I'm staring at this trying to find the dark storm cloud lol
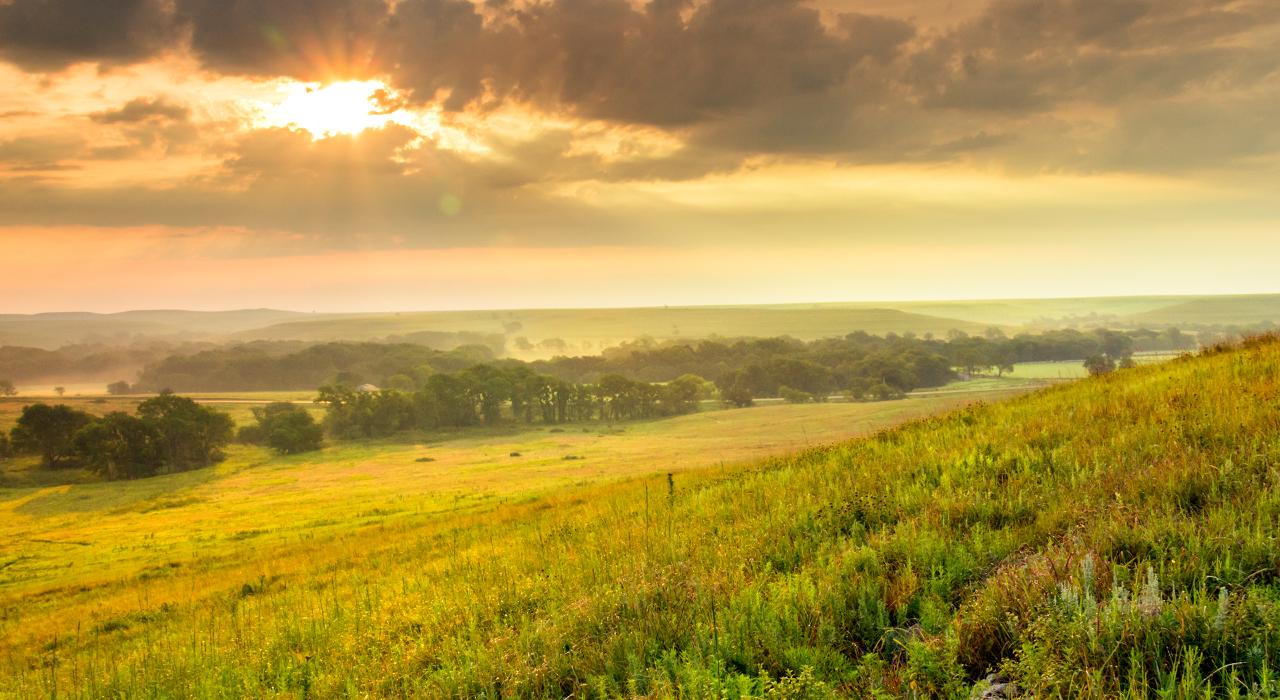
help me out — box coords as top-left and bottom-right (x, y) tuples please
(0, 0), (178, 71)
(910, 0), (1280, 113)
(385, 0), (916, 126)
(0, 0), (1278, 173)
(175, 0), (390, 80)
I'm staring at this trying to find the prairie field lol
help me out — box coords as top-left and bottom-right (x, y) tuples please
(1, 338), (1277, 697)
(0, 391), (1019, 697)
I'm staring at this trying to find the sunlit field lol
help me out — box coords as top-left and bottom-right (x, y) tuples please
(1, 338), (1277, 697)
(0, 390), (1024, 694)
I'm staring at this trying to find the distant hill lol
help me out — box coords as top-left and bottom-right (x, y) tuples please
(233, 306), (989, 350)
(1123, 294), (1280, 326)
(3, 293), (1277, 357)
(0, 309), (310, 349)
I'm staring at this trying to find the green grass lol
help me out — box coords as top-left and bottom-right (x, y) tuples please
(2, 339), (1279, 697)
(0, 392), (1013, 693)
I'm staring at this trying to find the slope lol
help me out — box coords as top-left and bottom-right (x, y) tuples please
(2, 339), (1279, 697)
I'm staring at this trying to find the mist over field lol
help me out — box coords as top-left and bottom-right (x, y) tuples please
(2, 0), (1279, 697)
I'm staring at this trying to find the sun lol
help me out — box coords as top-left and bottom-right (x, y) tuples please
(267, 80), (403, 138)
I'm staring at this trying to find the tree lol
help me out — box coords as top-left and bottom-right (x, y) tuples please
(1084, 354), (1116, 377)
(662, 375), (704, 415)
(0, 379), (15, 396)
(1097, 330), (1135, 364)
(137, 392), (234, 469)
(0, 432), (11, 461)
(719, 376), (755, 408)
(845, 377), (872, 402)
(73, 413), (162, 480)
(54, 387), (65, 397)
(780, 385), (815, 404)
(384, 373), (416, 392)
(10, 403), (94, 468)
(247, 403), (323, 455)
(107, 381), (132, 395)
(870, 383), (901, 401)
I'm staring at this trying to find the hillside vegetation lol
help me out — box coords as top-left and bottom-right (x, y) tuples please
(2, 339), (1280, 697)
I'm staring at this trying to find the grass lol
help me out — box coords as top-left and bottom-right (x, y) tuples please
(1, 338), (1278, 697)
(0, 392), (1014, 693)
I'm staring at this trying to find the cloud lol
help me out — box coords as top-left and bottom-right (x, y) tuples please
(89, 97), (191, 124)
(175, 0), (390, 80)
(0, 0), (179, 71)
(386, 0), (916, 127)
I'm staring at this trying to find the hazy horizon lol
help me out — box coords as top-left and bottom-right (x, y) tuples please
(4, 288), (1280, 318)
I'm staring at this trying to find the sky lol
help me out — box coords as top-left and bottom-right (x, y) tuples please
(1, 0), (1278, 313)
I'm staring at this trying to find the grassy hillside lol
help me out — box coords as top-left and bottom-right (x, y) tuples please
(2, 340), (1279, 697)
(0, 310), (309, 349)
(1125, 295), (1280, 327)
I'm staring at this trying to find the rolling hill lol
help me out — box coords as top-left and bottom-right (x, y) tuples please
(1, 336), (1277, 696)
(1124, 294), (1280, 327)
(232, 306), (989, 347)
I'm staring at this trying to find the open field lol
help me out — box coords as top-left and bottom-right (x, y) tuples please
(2, 339), (1278, 696)
(0, 391), (1026, 690)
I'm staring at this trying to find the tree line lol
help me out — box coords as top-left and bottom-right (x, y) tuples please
(82, 326), (1201, 401)
(127, 342), (498, 393)
(534, 327), (1184, 399)
(0, 395), (326, 480)
(1, 393), (234, 480)
(316, 366), (706, 440)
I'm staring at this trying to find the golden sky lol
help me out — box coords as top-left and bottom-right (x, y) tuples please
(1, 0), (1278, 312)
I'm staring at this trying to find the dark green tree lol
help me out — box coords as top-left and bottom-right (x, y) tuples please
(137, 392), (234, 469)
(247, 403), (323, 455)
(661, 374), (704, 415)
(73, 413), (162, 480)
(10, 403), (94, 468)
(0, 379), (16, 397)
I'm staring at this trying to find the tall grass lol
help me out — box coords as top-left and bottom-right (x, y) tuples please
(4, 338), (1280, 698)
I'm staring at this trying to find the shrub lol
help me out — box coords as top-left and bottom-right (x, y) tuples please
(249, 403), (323, 455)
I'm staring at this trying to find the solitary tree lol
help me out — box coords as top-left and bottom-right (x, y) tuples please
(54, 387), (65, 397)
(106, 381), (132, 395)
(1084, 354), (1116, 377)
(0, 379), (15, 397)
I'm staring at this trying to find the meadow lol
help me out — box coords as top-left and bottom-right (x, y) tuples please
(1, 339), (1277, 697)
(0, 390), (1022, 694)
